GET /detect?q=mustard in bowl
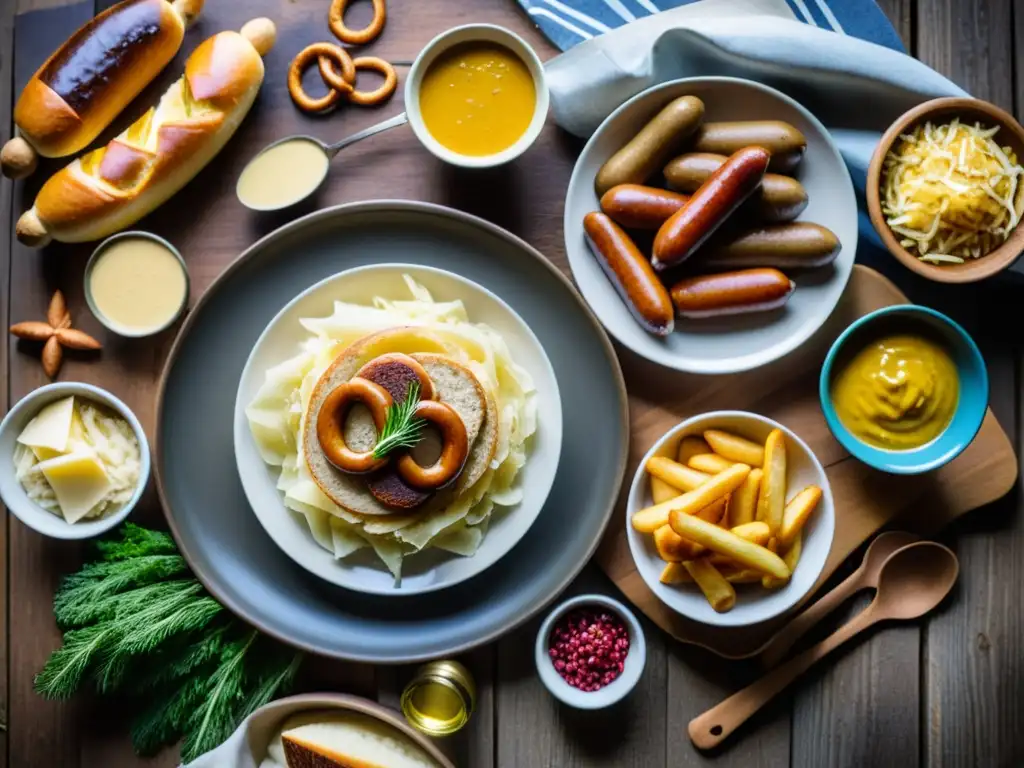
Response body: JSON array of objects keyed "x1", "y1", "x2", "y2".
[{"x1": 820, "y1": 305, "x2": 987, "y2": 474}]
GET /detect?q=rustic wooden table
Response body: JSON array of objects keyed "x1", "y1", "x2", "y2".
[{"x1": 2, "y1": 0, "x2": 1023, "y2": 766}]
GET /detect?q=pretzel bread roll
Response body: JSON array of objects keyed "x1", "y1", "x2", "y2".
[
  {"x1": 1, "y1": 0, "x2": 205, "y2": 179},
  {"x1": 16, "y1": 18, "x2": 276, "y2": 248}
]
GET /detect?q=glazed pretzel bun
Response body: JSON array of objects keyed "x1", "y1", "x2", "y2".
[
  {"x1": 16, "y1": 18, "x2": 276, "y2": 248},
  {"x1": 1, "y1": 0, "x2": 205, "y2": 179}
]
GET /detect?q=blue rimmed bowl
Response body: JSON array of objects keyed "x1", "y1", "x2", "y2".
[{"x1": 819, "y1": 305, "x2": 988, "y2": 475}]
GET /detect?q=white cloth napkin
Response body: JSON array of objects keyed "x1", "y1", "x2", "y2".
[
  {"x1": 183, "y1": 720, "x2": 262, "y2": 768},
  {"x1": 543, "y1": 0, "x2": 968, "y2": 253}
]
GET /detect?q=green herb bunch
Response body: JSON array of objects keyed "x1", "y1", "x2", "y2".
[{"x1": 35, "y1": 524, "x2": 303, "y2": 762}]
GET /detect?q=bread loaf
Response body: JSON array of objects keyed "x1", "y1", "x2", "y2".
[
  {"x1": 1, "y1": 0, "x2": 204, "y2": 179},
  {"x1": 15, "y1": 18, "x2": 276, "y2": 247}
]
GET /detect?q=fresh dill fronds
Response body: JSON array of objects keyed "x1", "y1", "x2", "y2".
[
  {"x1": 372, "y1": 381, "x2": 426, "y2": 459},
  {"x1": 35, "y1": 524, "x2": 303, "y2": 762}
]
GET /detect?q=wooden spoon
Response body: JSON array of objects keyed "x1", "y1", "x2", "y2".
[
  {"x1": 688, "y1": 541, "x2": 959, "y2": 750},
  {"x1": 759, "y1": 531, "x2": 920, "y2": 668}
]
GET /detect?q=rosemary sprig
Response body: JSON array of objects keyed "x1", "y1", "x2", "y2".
[
  {"x1": 35, "y1": 524, "x2": 303, "y2": 762},
  {"x1": 372, "y1": 381, "x2": 425, "y2": 459}
]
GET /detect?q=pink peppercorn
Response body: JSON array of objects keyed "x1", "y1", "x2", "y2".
[{"x1": 547, "y1": 607, "x2": 630, "y2": 691}]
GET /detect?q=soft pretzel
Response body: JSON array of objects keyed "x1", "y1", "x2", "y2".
[
  {"x1": 328, "y1": 0, "x2": 386, "y2": 46},
  {"x1": 288, "y1": 42, "x2": 354, "y2": 113},
  {"x1": 347, "y1": 56, "x2": 398, "y2": 106}
]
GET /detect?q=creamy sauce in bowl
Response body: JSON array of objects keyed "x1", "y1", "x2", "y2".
[
  {"x1": 87, "y1": 235, "x2": 188, "y2": 337},
  {"x1": 237, "y1": 138, "x2": 330, "y2": 210},
  {"x1": 418, "y1": 42, "x2": 536, "y2": 157}
]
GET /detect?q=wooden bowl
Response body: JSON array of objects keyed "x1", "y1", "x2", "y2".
[{"x1": 866, "y1": 97, "x2": 1024, "y2": 283}]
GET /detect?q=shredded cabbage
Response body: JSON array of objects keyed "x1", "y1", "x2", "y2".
[{"x1": 246, "y1": 276, "x2": 537, "y2": 583}]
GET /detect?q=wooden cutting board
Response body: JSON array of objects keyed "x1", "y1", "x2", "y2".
[{"x1": 595, "y1": 264, "x2": 1018, "y2": 659}]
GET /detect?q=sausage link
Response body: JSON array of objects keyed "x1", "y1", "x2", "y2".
[
  {"x1": 663, "y1": 152, "x2": 808, "y2": 222},
  {"x1": 583, "y1": 212, "x2": 675, "y2": 335},
  {"x1": 692, "y1": 121, "x2": 806, "y2": 174},
  {"x1": 594, "y1": 95, "x2": 705, "y2": 196},
  {"x1": 670, "y1": 268, "x2": 794, "y2": 318},
  {"x1": 697, "y1": 223, "x2": 841, "y2": 269},
  {"x1": 652, "y1": 147, "x2": 770, "y2": 271},
  {"x1": 600, "y1": 184, "x2": 689, "y2": 230}
]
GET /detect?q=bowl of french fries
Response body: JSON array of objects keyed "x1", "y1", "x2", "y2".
[{"x1": 626, "y1": 411, "x2": 835, "y2": 626}]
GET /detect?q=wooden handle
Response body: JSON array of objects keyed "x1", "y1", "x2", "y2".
[
  {"x1": 758, "y1": 565, "x2": 866, "y2": 668},
  {"x1": 688, "y1": 603, "x2": 882, "y2": 749}
]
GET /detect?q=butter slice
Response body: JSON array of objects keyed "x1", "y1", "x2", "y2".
[
  {"x1": 17, "y1": 396, "x2": 76, "y2": 458},
  {"x1": 37, "y1": 449, "x2": 112, "y2": 524}
]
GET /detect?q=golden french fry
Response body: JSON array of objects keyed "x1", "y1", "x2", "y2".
[
  {"x1": 676, "y1": 436, "x2": 711, "y2": 465},
  {"x1": 697, "y1": 496, "x2": 728, "y2": 525},
  {"x1": 704, "y1": 429, "x2": 765, "y2": 467},
  {"x1": 651, "y1": 475, "x2": 680, "y2": 504},
  {"x1": 654, "y1": 524, "x2": 704, "y2": 561},
  {"x1": 668, "y1": 510, "x2": 790, "y2": 579},
  {"x1": 646, "y1": 456, "x2": 712, "y2": 492},
  {"x1": 779, "y1": 485, "x2": 822, "y2": 547},
  {"x1": 764, "y1": 532, "x2": 802, "y2": 589},
  {"x1": 684, "y1": 559, "x2": 736, "y2": 612},
  {"x1": 728, "y1": 467, "x2": 762, "y2": 527},
  {"x1": 632, "y1": 464, "x2": 749, "y2": 533},
  {"x1": 660, "y1": 562, "x2": 689, "y2": 584},
  {"x1": 707, "y1": 521, "x2": 770, "y2": 564},
  {"x1": 726, "y1": 569, "x2": 766, "y2": 584},
  {"x1": 688, "y1": 453, "x2": 742, "y2": 474},
  {"x1": 758, "y1": 429, "x2": 787, "y2": 535}
]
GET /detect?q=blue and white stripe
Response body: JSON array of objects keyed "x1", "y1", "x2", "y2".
[{"x1": 518, "y1": 0, "x2": 903, "y2": 52}]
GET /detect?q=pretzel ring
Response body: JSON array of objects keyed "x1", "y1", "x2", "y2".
[
  {"x1": 289, "y1": 43, "x2": 355, "y2": 113},
  {"x1": 347, "y1": 57, "x2": 398, "y2": 106},
  {"x1": 395, "y1": 400, "x2": 469, "y2": 490},
  {"x1": 317, "y1": 378, "x2": 392, "y2": 473},
  {"x1": 328, "y1": 0, "x2": 386, "y2": 46}
]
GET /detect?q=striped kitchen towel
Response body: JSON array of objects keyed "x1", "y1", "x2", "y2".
[{"x1": 519, "y1": 0, "x2": 903, "y2": 52}]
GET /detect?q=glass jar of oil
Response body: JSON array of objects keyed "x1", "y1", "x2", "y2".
[{"x1": 400, "y1": 660, "x2": 476, "y2": 736}]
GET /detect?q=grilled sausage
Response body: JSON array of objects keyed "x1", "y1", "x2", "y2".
[
  {"x1": 663, "y1": 152, "x2": 808, "y2": 222},
  {"x1": 594, "y1": 95, "x2": 705, "y2": 196},
  {"x1": 692, "y1": 121, "x2": 807, "y2": 174},
  {"x1": 652, "y1": 147, "x2": 770, "y2": 271},
  {"x1": 584, "y1": 212, "x2": 675, "y2": 335},
  {"x1": 600, "y1": 184, "x2": 690, "y2": 230},
  {"x1": 670, "y1": 268, "x2": 794, "y2": 318},
  {"x1": 696, "y1": 223, "x2": 841, "y2": 269}
]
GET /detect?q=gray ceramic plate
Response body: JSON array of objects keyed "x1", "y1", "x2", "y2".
[{"x1": 156, "y1": 201, "x2": 628, "y2": 663}]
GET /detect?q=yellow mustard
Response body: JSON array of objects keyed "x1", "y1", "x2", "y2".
[{"x1": 831, "y1": 334, "x2": 959, "y2": 450}]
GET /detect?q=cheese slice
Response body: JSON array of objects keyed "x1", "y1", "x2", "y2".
[
  {"x1": 17, "y1": 396, "x2": 75, "y2": 458},
  {"x1": 36, "y1": 449, "x2": 112, "y2": 523}
]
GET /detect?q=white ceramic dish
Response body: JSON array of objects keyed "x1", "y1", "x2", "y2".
[
  {"x1": 404, "y1": 24, "x2": 550, "y2": 168},
  {"x1": 233, "y1": 263, "x2": 562, "y2": 595},
  {"x1": 534, "y1": 593, "x2": 646, "y2": 709},
  {"x1": 564, "y1": 77, "x2": 859, "y2": 374},
  {"x1": 626, "y1": 411, "x2": 835, "y2": 627},
  {"x1": 0, "y1": 382, "x2": 150, "y2": 540}
]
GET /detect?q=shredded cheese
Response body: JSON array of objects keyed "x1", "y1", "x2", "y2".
[{"x1": 882, "y1": 118, "x2": 1024, "y2": 264}]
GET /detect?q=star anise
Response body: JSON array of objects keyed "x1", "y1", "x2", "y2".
[{"x1": 10, "y1": 290, "x2": 101, "y2": 378}]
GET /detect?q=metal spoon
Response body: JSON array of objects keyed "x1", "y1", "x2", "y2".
[
  {"x1": 237, "y1": 111, "x2": 410, "y2": 211},
  {"x1": 688, "y1": 541, "x2": 959, "y2": 750},
  {"x1": 758, "y1": 531, "x2": 920, "y2": 668}
]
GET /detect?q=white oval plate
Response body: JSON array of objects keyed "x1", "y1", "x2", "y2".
[
  {"x1": 233, "y1": 264, "x2": 562, "y2": 595},
  {"x1": 564, "y1": 77, "x2": 859, "y2": 374},
  {"x1": 625, "y1": 411, "x2": 835, "y2": 628}
]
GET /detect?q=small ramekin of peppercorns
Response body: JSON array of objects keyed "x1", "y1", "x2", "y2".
[{"x1": 534, "y1": 594, "x2": 646, "y2": 709}]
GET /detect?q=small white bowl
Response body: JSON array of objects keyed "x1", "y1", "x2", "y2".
[
  {"x1": 626, "y1": 411, "x2": 835, "y2": 627},
  {"x1": 0, "y1": 382, "x2": 151, "y2": 540},
  {"x1": 534, "y1": 594, "x2": 646, "y2": 709},
  {"x1": 405, "y1": 24, "x2": 550, "y2": 168}
]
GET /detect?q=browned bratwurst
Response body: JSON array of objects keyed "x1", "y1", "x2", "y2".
[
  {"x1": 652, "y1": 146, "x2": 770, "y2": 271},
  {"x1": 696, "y1": 223, "x2": 841, "y2": 270},
  {"x1": 594, "y1": 95, "x2": 705, "y2": 196},
  {"x1": 583, "y1": 212, "x2": 675, "y2": 336},
  {"x1": 663, "y1": 152, "x2": 808, "y2": 222},
  {"x1": 670, "y1": 268, "x2": 794, "y2": 318},
  {"x1": 600, "y1": 184, "x2": 690, "y2": 230},
  {"x1": 692, "y1": 121, "x2": 807, "y2": 174}
]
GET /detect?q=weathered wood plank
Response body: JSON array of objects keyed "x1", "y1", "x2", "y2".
[{"x1": 497, "y1": 569, "x2": 668, "y2": 767}]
